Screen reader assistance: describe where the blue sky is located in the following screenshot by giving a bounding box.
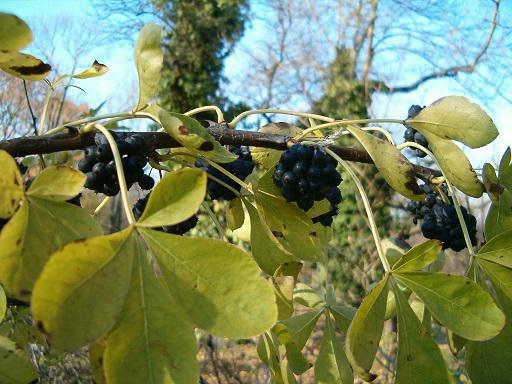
[1,0,510,169]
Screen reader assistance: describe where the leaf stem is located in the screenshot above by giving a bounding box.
[324,146,390,272]
[184,106,224,123]
[94,124,135,225]
[397,141,475,257]
[45,111,140,135]
[201,202,228,241]
[228,109,335,127]
[93,196,110,216]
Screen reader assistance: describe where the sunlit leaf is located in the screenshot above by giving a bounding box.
[243,199,294,275]
[31,228,135,351]
[346,126,424,201]
[0,286,5,323]
[394,272,505,341]
[103,242,198,384]
[422,132,483,197]
[134,23,163,111]
[0,13,32,52]
[72,60,109,79]
[392,240,441,272]
[405,96,498,148]
[26,165,85,201]
[315,315,353,384]
[0,198,102,300]
[0,51,51,80]
[226,197,245,230]
[137,168,206,227]
[159,110,237,163]
[281,310,323,350]
[0,334,38,383]
[139,228,277,338]
[272,323,312,374]
[345,276,389,381]
[0,150,23,219]
[392,280,451,384]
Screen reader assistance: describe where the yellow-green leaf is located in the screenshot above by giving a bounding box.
[0,286,5,323]
[394,272,505,341]
[477,228,512,268]
[294,283,325,309]
[0,150,23,219]
[329,304,356,333]
[0,335,38,384]
[280,310,323,350]
[137,168,206,227]
[0,51,51,80]
[159,110,237,163]
[103,243,198,384]
[89,341,106,384]
[27,165,85,201]
[226,197,245,230]
[423,132,484,197]
[0,13,32,52]
[315,315,353,384]
[243,199,294,275]
[134,23,163,111]
[346,126,424,200]
[0,198,102,300]
[139,228,277,338]
[405,96,498,148]
[72,60,109,79]
[485,190,512,240]
[31,228,135,351]
[392,280,451,384]
[345,276,389,381]
[392,240,442,272]
[272,276,294,320]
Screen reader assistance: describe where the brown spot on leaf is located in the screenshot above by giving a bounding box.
[178,125,189,135]
[10,61,51,76]
[16,238,21,246]
[272,231,284,238]
[198,141,214,151]
[309,231,317,237]
[13,176,19,185]
[489,182,504,197]
[36,321,46,334]
[407,354,414,361]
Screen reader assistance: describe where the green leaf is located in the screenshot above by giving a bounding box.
[392,280,451,384]
[0,13,32,52]
[345,276,388,381]
[134,23,163,111]
[103,241,198,384]
[346,126,424,201]
[482,163,501,203]
[255,190,325,264]
[31,228,136,351]
[272,276,295,320]
[139,228,277,338]
[405,96,498,148]
[394,272,505,341]
[26,165,85,201]
[0,51,51,80]
[243,199,294,275]
[499,147,512,190]
[422,132,484,197]
[137,168,206,227]
[0,150,23,219]
[159,110,237,163]
[72,60,109,79]
[0,334,38,383]
[89,341,106,384]
[392,240,441,272]
[478,259,512,316]
[329,304,356,333]
[272,323,312,375]
[315,315,353,384]
[0,198,102,300]
[477,228,512,268]
[0,286,5,323]
[484,190,512,240]
[226,197,245,230]
[294,283,325,309]
[280,310,323,350]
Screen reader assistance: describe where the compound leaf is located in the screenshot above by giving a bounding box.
[392,280,451,384]
[405,96,498,148]
[103,242,197,384]
[134,24,163,111]
[346,126,424,201]
[31,228,136,351]
[394,272,505,341]
[26,165,85,201]
[345,276,389,381]
[0,150,23,218]
[139,228,277,338]
[137,168,206,227]
[0,198,102,300]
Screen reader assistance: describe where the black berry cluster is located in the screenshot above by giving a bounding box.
[272,144,342,220]
[196,146,255,201]
[406,184,477,251]
[132,193,198,235]
[78,133,154,196]
[403,104,430,158]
